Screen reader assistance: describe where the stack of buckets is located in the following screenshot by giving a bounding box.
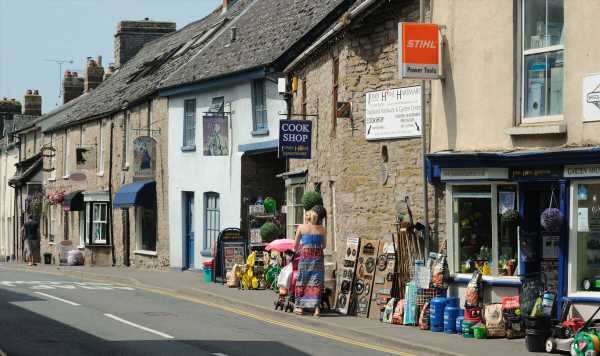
[202,259,214,283]
[430,297,461,333]
[462,306,483,338]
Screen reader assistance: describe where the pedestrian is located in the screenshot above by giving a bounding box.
[293,209,326,317]
[22,214,40,266]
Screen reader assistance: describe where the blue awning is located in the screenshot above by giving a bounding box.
[113,181,156,209]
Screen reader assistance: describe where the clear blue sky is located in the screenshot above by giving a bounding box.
[0,0,222,112]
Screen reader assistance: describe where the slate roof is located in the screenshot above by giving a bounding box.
[41,0,354,132]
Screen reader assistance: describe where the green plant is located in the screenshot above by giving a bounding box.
[501,209,521,227]
[263,197,277,215]
[301,191,323,211]
[260,222,281,243]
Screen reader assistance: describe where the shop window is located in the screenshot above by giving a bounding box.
[252,79,268,133]
[48,205,57,243]
[78,211,85,247]
[451,184,519,277]
[572,183,600,292]
[204,192,220,250]
[86,202,108,245]
[522,0,564,121]
[183,99,196,149]
[286,183,305,239]
[136,207,157,252]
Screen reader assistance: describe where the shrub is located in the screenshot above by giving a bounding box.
[260,222,281,243]
[301,191,323,211]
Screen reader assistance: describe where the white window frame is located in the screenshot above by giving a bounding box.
[91,202,108,245]
[63,129,70,178]
[49,133,56,181]
[285,179,306,239]
[183,99,196,149]
[203,192,220,250]
[520,0,564,124]
[78,210,85,248]
[446,182,520,280]
[48,205,57,243]
[97,120,104,175]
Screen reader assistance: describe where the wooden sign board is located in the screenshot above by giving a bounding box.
[336,237,360,315]
[355,239,381,318]
[369,241,397,320]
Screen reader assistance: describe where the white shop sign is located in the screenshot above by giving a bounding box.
[583,74,600,122]
[564,164,600,178]
[441,167,509,181]
[365,86,422,140]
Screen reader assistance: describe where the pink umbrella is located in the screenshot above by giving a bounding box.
[265,239,295,252]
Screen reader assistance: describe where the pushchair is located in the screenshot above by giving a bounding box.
[274,250,297,312]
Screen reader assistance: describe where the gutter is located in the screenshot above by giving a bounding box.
[283,0,380,73]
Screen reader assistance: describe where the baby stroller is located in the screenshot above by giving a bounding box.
[274,250,298,312]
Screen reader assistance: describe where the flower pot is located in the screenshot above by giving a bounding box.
[43,253,52,265]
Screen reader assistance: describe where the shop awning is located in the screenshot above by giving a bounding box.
[63,190,84,212]
[113,181,156,209]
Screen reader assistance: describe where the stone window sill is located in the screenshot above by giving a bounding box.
[134,250,157,257]
[506,123,566,136]
[62,175,70,180]
[181,145,196,152]
[96,172,104,177]
[251,129,269,137]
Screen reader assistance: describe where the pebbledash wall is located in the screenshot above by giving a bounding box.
[41,97,169,269]
[286,1,445,270]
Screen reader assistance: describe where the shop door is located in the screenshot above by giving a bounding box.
[184,193,195,269]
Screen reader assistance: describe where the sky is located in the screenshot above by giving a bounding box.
[0,0,222,113]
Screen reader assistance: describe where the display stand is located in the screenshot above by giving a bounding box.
[214,228,247,284]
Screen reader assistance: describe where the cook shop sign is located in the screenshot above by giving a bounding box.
[279,120,312,159]
[366,86,422,140]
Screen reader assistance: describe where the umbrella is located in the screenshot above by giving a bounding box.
[265,239,295,252]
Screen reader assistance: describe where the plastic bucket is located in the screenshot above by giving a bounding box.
[473,326,487,339]
[525,329,548,352]
[456,315,464,334]
[203,268,213,283]
[444,306,459,334]
[462,320,475,338]
[430,297,447,332]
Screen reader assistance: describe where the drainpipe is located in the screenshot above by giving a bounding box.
[108,120,116,266]
[420,0,430,257]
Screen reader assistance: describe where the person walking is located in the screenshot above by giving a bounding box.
[294,209,326,316]
[22,214,40,266]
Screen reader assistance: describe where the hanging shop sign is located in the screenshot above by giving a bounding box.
[365,86,422,140]
[440,167,509,181]
[583,74,600,122]
[565,164,600,178]
[279,119,312,159]
[398,23,441,79]
[203,115,229,156]
[133,136,156,179]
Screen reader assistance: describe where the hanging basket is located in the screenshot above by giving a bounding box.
[540,208,563,231]
[501,209,521,227]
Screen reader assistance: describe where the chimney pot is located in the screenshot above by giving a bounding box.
[84,55,104,92]
[23,89,42,116]
[114,19,176,67]
[96,55,102,67]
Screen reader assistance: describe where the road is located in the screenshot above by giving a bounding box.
[0,268,416,356]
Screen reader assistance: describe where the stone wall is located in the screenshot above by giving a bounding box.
[288,1,446,267]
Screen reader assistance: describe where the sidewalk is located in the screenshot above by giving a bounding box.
[0,263,537,356]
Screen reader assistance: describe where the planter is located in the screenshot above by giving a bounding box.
[43,253,52,265]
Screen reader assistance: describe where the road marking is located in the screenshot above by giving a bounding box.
[1,280,134,291]
[212,353,229,356]
[34,292,81,306]
[104,314,174,339]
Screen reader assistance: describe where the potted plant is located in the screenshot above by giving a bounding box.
[301,191,323,211]
[260,222,281,243]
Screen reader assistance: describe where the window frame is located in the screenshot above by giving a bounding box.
[182,99,197,150]
[285,180,306,239]
[203,192,220,250]
[48,133,56,181]
[97,120,104,175]
[62,129,70,178]
[78,210,85,248]
[48,205,57,243]
[251,79,268,134]
[135,207,158,253]
[446,181,520,279]
[520,0,564,124]
[84,202,110,246]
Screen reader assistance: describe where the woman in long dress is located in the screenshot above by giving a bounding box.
[294,210,326,316]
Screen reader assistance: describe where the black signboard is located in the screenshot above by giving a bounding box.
[214,228,247,283]
[510,167,562,179]
[279,119,312,159]
[520,273,545,315]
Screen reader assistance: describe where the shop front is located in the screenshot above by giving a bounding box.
[428,149,600,317]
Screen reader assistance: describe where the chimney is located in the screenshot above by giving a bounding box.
[0,97,22,137]
[23,89,42,116]
[104,63,117,81]
[222,0,230,13]
[84,57,105,92]
[63,71,84,104]
[114,18,176,67]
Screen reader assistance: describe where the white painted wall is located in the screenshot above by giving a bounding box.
[0,145,17,260]
[168,79,286,269]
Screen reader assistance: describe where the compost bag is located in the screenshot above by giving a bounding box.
[465,270,483,308]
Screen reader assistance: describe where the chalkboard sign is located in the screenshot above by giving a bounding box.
[520,274,544,315]
[214,228,247,283]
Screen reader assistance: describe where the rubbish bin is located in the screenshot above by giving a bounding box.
[43,253,52,265]
[202,260,214,283]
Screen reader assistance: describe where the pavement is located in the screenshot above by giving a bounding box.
[0,262,540,356]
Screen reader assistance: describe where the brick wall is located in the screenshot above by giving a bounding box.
[288,1,446,267]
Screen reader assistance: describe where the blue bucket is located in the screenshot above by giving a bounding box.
[430,297,447,332]
[444,306,459,333]
[456,315,465,334]
[445,297,460,308]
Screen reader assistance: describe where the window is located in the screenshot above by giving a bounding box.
[332,57,339,134]
[252,79,267,133]
[210,96,224,114]
[78,211,85,247]
[63,129,70,177]
[49,134,56,180]
[204,192,220,250]
[97,120,104,174]
[183,99,196,148]
[88,202,108,244]
[286,182,305,239]
[522,0,564,121]
[136,207,157,252]
[571,182,600,292]
[122,112,130,167]
[450,184,519,277]
[48,205,57,243]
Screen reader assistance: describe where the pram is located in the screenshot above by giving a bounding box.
[274,250,297,312]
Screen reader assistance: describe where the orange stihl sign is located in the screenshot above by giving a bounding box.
[398,23,441,79]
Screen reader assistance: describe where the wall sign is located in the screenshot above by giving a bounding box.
[583,74,600,122]
[398,23,441,79]
[365,86,422,140]
[279,119,312,159]
[440,167,509,181]
[564,164,600,178]
[133,136,156,179]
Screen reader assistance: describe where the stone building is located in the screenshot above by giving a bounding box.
[283,0,444,272]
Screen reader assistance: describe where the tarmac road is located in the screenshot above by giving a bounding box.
[0,268,421,356]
